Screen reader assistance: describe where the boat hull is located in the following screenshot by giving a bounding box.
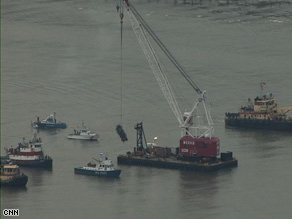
[1,175,28,187]
[33,122,67,129]
[11,159,52,169]
[74,167,121,177]
[225,117,292,130]
[117,154,238,172]
[67,135,97,141]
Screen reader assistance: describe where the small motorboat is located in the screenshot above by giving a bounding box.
[67,122,98,141]
[1,162,28,187]
[32,112,67,129]
[74,154,121,177]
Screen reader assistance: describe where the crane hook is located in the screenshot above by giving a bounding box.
[120,13,124,21]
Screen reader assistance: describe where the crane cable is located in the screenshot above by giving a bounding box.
[129,3,202,95]
[119,0,124,123]
[115,1,128,142]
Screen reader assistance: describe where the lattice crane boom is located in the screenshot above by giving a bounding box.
[125,3,183,125]
[122,1,214,138]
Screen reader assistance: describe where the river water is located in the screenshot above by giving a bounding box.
[1,0,292,218]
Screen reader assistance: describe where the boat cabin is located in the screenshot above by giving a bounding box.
[253,94,277,113]
[240,93,277,114]
[1,165,20,176]
[85,159,115,170]
[44,114,57,123]
[100,160,114,168]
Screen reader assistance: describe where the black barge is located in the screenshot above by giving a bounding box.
[118,151,237,172]
[118,123,238,172]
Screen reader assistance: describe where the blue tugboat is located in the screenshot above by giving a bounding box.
[74,154,121,178]
[32,112,67,129]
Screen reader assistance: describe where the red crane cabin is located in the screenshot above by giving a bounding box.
[179,135,220,158]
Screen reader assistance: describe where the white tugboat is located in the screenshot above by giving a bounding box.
[67,122,98,141]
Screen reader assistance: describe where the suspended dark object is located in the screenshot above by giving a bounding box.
[116,125,128,142]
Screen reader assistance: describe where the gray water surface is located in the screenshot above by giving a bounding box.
[1,1,292,218]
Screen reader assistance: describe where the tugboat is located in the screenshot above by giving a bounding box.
[5,133,53,169]
[74,153,121,177]
[67,122,98,141]
[225,85,292,130]
[1,162,28,187]
[32,112,67,129]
